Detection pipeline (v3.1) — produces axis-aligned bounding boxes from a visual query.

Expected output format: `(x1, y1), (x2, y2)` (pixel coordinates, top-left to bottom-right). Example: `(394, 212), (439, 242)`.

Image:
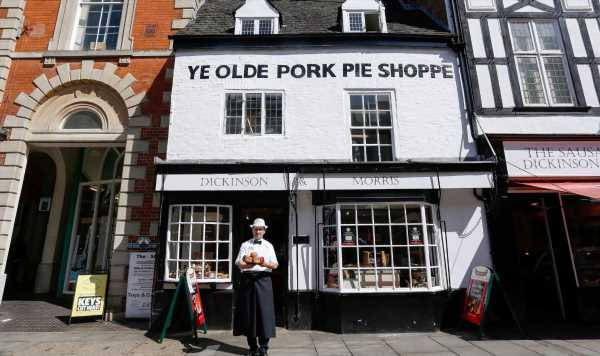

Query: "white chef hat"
(250, 218), (268, 229)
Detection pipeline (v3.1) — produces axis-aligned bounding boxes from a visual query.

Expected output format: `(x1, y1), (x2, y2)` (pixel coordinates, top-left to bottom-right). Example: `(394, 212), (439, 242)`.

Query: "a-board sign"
(70, 274), (108, 321)
(125, 252), (156, 319)
(463, 266), (493, 326)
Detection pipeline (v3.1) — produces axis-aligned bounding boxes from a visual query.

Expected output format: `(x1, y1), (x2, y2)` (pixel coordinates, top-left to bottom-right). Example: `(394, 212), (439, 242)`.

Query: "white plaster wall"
(440, 189), (492, 289)
(477, 115), (600, 135)
(475, 65), (495, 108)
(578, 65), (600, 107)
(169, 47), (476, 162)
(585, 19), (600, 57)
(495, 65), (515, 108)
(487, 18), (505, 58)
(467, 19), (486, 58)
(288, 191), (315, 291)
(566, 18), (587, 57)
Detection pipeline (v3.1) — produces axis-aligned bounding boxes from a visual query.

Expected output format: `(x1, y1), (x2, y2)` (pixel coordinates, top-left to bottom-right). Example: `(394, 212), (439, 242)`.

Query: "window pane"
(258, 19), (273, 35)
(408, 226), (424, 245)
(63, 111), (102, 129)
(191, 243), (202, 260)
(390, 206), (406, 224)
(349, 13), (363, 32)
(411, 269), (428, 288)
(205, 224), (217, 241)
(377, 94), (390, 110)
(192, 206), (205, 222)
(359, 247), (374, 267)
(206, 206), (218, 222)
(75, 2), (123, 51)
(364, 95), (377, 110)
(225, 94), (243, 134)
(429, 247), (439, 267)
(350, 95), (363, 109)
(365, 112), (378, 126)
(406, 206), (422, 223)
(378, 111), (391, 126)
(323, 227), (337, 247)
(351, 112), (364, 126)
(342, 269), (358, 289)
(410, 246), (426, 268)
(375, 226), (390, 245)
(218, 224), (229, 241)
(535, 22), (560, 50)
(511, 22), (534, 51)
(219, 207), (230, 222)
(170, 206), (181, 222)
(542, 57), (573, 104)
(242, 19), (254, 35)
(357, 225), (372, 245)
(342, 226), (357, 245)
(393, 247), (409, 267)
(376, 246), (392, 267)
(373, 207), (389, 224)
(218, 243), (230, 260)
(360, 269), (376, 288)
(352, 146), (365, 162)
(366, 147), (379, 161)
(217, 262), (229, 279)
(325, 269), (339, 288)
(181, 224), (190, 241)
(169, 224), (179, 241)
(341, 248), (358, 267)
(179, 243), (190, 260)
(394, 269), (410, 288)
(380, 146), (393, 161)
(245, 93), (262, 135)
(357, 205), (372, 224)
(391, 225), (407, 245)
(341, 206), (356, 224)
(191, 224), (203, 242)
(324, 248), (338, 268)
(430, 268), (441, 287)
(168, 242), (177, 259)
(517, 57), (547, 104)
(378, 269), (394, 289)
(351, 129), (364, 144)
(265, 93), (282, 134)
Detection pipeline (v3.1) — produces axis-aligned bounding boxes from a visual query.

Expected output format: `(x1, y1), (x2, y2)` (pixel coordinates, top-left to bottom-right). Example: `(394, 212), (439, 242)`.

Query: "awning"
(517, 181), (600, 199)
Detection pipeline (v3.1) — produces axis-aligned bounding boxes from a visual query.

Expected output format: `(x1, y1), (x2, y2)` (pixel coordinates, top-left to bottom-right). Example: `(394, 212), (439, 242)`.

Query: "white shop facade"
(155, 42), (495, 332)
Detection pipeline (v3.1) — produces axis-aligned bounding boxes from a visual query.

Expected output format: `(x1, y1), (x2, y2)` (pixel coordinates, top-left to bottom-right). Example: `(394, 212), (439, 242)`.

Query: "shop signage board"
(156, 172), (493, 191)
(125, 252), (155, 319)
(463, 266), (493, 326)
(504, 141), (600, 177)
(69, 274), (108, 322)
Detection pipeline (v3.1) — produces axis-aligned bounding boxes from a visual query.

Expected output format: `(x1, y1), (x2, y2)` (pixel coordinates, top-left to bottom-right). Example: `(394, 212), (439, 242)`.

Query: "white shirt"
(235, 238), (278, 272)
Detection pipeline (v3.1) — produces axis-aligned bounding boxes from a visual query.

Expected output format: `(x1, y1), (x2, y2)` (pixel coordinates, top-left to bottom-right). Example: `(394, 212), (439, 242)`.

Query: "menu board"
(125, 252), (156, 319)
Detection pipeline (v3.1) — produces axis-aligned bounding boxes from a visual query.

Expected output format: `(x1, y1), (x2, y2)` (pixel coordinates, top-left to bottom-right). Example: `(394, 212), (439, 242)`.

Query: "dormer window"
(241, 18), (274, 35)
(348, 12), (382, 32)
(235, 0), (280, 35)
(342, 0), (387, 33)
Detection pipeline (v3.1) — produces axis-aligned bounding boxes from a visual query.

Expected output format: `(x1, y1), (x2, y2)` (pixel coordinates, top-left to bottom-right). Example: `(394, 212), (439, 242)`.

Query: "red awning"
(517, 181), (600, 199)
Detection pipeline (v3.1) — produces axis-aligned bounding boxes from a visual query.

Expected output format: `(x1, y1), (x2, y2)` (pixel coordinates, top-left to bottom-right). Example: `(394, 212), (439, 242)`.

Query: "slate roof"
(175, 0), (451, 38)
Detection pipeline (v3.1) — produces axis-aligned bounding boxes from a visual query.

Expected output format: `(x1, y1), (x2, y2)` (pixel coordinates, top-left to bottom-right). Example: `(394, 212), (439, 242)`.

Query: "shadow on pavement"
(180, 338), (247, 354)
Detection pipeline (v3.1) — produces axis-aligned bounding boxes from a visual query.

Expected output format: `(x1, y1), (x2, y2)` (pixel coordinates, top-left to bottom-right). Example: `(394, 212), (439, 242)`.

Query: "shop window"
(349, 93), (394, 162)
(561, 0), (594, 11)
(509, 20), (575, 106)
(224, 92), (283, 135)
(465, 0), (496, 11)
(320, 203), (443, 292)
(166, 205), (232, 282)
(62, 110), (103, 130)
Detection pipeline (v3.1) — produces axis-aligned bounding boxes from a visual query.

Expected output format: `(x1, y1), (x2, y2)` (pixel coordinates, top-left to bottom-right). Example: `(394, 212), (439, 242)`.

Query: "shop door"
(503, 195), (569, 322)
(236, 207), (288, 327)
(4, 153), (56, 298)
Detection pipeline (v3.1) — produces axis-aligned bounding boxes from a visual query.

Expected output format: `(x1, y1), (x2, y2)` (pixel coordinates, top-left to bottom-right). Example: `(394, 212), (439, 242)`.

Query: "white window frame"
(465, 0), (497, 12)
(237, 18), (277, 35)
(70, 0), (126, 51)
(561, 0), (594, 11)
(346, 11), (382, 32)
(509, 20), (575, 107)
(165, 204), (233, 283)
(319, 203), (445, 294)
(48, 0), (136, 51)
(347, 91), (395, 162)
(223, 91), (285, 136)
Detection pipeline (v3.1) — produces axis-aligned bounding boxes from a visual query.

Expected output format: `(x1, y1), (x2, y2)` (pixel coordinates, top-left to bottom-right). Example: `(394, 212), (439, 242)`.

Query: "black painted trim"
(478, 106), (600, 115)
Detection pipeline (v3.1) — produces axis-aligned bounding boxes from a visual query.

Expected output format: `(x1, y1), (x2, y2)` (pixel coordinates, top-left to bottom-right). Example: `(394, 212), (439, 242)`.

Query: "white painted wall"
(169, 47), (476, 162)
(440, 189), (492, 288)
(487, 18), (505, 58)
(578, 65), (600, 107)
(477, 115), (600, 135)
(566, 18), (587, 57)
(467, 19), (486, 58)
(586, 19), (600, 58)
(475, 65), (495, 108)
(495, 65), (515, 108)
(288, 191), (315, 291)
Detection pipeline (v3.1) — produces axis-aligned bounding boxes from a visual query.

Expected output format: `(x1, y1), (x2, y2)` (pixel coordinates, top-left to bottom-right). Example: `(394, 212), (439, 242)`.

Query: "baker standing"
(234, 218), (278, 356)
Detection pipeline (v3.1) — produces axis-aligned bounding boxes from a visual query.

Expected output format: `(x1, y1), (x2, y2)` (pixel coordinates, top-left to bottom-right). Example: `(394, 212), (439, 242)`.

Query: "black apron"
(233, 271), (276, 338)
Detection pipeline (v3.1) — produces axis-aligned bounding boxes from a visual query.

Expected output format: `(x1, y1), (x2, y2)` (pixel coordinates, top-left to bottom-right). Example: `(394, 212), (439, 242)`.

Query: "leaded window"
(321, 203), (444, 292)
(225, 92), (284, 135)
(509, 20), (574, 106)
(73, 0), (124, 50)
(239, 18), (275, 35)
(349, 93), (393, 162)
(166, 205), (232, 282)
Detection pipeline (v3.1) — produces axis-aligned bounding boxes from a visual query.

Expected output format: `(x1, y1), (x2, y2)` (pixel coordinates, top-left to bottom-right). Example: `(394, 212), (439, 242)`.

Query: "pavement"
(2, 301), (600, 355)
(2, 328), (600, 355)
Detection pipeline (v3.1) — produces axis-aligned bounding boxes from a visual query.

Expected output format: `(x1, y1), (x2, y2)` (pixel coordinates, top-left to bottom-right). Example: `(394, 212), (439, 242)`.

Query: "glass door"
(63, 180), (120, 293)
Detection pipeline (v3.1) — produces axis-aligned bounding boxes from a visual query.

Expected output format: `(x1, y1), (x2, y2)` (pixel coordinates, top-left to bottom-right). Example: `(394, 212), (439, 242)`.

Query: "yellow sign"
(70, 274), (108, 318)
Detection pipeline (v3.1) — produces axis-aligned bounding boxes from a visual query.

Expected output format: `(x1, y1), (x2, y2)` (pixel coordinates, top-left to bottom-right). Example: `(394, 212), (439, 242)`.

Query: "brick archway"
(0, 60), (148, 310)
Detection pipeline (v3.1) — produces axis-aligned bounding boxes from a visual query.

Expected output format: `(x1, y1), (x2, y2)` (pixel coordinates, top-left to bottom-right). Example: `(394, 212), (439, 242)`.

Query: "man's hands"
(240, 252), (278, 270)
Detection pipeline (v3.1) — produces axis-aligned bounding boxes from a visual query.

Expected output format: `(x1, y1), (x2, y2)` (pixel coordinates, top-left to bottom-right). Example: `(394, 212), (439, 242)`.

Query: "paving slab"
(345, 341), (399, 356)
(544, 340), (599, 356)
(450, 346), (494, 356)
(568, 340), (600, 353)
(313, 340), (352, 356)
(386, 335), (451, 354)
(511, 340), (570, 356)
(470, 340), (541, 356)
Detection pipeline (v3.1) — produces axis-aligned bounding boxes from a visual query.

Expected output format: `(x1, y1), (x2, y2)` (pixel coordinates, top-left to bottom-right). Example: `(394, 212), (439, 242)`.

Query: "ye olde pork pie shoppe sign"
(187, 62), (454, 80)
(504, 141), (600, 177)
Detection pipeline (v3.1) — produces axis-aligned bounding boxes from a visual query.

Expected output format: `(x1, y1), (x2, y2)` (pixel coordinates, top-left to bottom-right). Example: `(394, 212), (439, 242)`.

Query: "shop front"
(154, 164), (494, 332)
(491, 141), (600, 324)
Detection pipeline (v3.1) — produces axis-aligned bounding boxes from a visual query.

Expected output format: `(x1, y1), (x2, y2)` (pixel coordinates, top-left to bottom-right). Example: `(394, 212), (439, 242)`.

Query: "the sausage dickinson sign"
(70, 274), (108, 321)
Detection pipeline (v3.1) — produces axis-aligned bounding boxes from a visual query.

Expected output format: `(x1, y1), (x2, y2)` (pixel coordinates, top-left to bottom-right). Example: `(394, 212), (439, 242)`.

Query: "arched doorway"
(4, 152), (56, 299)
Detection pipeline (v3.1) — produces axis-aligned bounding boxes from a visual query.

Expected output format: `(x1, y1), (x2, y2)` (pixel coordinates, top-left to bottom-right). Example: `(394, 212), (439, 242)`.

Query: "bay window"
(321, 203), (444, 292)
(166, 205), (232, 282)
(509, 20), (574, 106)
